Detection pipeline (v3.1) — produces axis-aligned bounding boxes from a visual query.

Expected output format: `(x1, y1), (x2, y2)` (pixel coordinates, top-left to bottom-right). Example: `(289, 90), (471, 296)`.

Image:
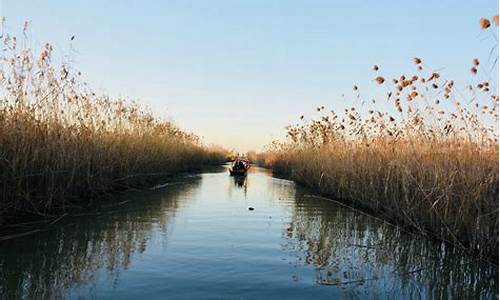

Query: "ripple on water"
(0, 166), (497, 299)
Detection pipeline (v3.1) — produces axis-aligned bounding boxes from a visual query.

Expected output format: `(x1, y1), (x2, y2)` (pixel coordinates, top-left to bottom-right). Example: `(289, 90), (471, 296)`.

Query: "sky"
(1, 0), (498, 151)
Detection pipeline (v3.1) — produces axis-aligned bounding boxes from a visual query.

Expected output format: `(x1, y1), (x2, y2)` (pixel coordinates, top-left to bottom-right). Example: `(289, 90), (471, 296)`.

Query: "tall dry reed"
(265, 16), (499, 260)
(0, 21), (225, 222)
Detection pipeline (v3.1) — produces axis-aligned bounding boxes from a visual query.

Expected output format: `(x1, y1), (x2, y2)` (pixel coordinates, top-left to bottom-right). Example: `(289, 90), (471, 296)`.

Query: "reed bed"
(265, 16), (499, 260)
(0, 22), (225, 223)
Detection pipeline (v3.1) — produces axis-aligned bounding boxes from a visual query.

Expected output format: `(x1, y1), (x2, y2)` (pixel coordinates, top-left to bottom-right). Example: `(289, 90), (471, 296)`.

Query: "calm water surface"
(0, 166), (497, 299)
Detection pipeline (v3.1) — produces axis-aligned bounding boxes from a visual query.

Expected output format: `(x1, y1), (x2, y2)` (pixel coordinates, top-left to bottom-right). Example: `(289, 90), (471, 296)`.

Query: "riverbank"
(265, 143), (498, 261)
(0, 26), (225, 224)
(264, 16), (499, 261)
(0, 166), (496, 299)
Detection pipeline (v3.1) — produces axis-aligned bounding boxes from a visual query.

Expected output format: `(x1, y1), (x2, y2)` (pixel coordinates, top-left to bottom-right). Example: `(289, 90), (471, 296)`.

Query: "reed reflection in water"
(282, 188), (498, 298)
(0, 176), (202, 299)
(0, 167), (496, 299)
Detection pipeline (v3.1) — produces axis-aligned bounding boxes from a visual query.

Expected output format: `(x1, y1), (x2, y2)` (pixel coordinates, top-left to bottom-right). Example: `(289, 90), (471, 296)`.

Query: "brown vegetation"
(0, 22), (225, 222)
(265, 16), (499, 260)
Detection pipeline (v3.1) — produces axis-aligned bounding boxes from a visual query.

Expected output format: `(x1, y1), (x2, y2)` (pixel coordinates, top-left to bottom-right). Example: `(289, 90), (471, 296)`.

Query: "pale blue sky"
(2, 0), (498, 151)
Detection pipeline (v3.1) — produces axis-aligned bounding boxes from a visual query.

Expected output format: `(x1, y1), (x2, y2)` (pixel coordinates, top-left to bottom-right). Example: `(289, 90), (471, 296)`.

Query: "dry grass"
(0, 22), (225, 222)
(265, 16), (499, 260)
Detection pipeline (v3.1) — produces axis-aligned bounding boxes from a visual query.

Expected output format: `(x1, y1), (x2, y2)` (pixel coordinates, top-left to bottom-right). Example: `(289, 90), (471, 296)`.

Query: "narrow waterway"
(0, 165), (497, 299)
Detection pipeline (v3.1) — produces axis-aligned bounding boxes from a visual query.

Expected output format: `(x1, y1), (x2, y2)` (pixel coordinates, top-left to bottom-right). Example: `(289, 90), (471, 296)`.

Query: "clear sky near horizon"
(1, 0), (498, 151)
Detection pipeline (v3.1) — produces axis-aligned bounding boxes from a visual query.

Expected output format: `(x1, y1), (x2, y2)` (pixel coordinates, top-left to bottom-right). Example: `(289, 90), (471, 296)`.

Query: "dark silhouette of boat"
(229, 158), (250, 175)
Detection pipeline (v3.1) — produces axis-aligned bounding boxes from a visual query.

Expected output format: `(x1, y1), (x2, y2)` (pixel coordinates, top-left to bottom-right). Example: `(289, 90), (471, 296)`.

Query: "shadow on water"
(0, 166), (497, 299)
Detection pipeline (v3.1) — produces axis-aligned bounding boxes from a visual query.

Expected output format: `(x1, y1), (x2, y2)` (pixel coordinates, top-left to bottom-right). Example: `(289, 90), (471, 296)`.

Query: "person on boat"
(236, 160), (245, 170)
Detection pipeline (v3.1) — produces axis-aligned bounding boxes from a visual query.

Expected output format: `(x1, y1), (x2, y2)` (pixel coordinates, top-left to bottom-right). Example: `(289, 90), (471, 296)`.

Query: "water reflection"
(232, 175), (246, 188)
(0, 176), (202, 299)
(0, 168), (497, 299)
(283, 188), (498, 298)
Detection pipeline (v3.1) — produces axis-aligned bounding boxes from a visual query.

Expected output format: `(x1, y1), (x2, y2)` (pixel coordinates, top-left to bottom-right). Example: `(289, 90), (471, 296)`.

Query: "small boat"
(229, 158), (250, 176)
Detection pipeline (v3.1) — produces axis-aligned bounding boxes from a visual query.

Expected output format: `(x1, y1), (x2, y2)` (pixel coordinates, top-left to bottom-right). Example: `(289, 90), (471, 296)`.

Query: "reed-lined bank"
(0, 23), (225, 223)
(265, 16), (499, 260)
(2, 167), (496, 298)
